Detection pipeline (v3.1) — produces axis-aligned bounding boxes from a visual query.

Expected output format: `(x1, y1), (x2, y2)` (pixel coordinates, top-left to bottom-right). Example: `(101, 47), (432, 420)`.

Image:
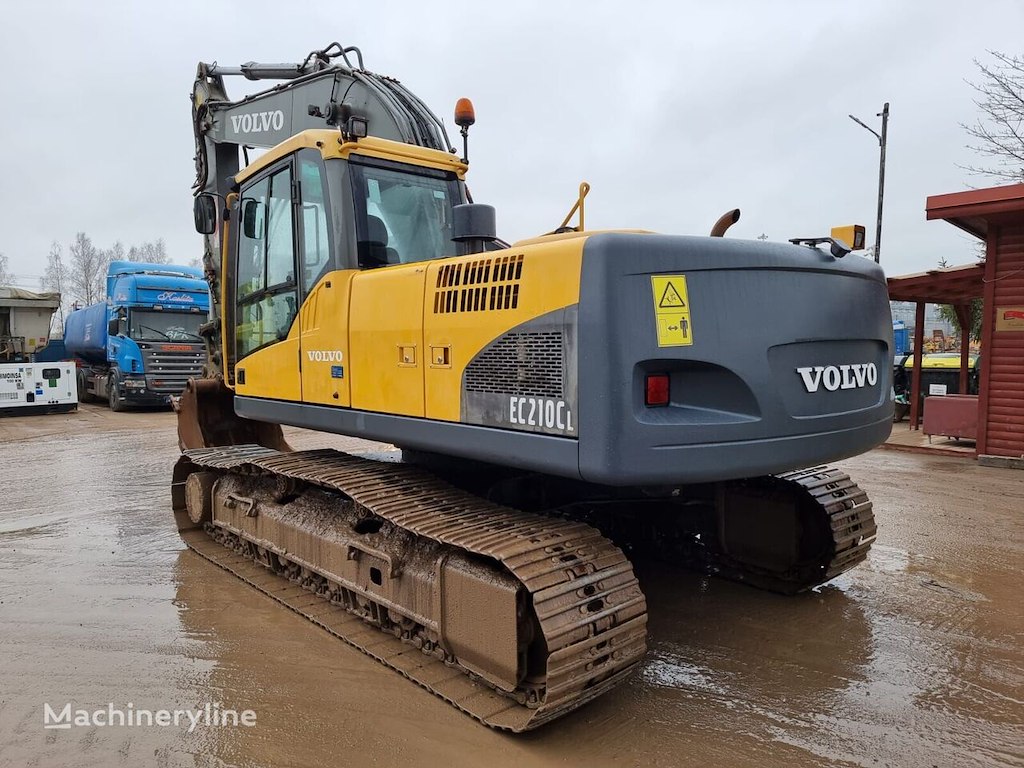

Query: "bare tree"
(960, 51), (1024, 182)
(67, 232), (109, 305)
(0, 253), (12, 286)
(41, 241), (71, 335)
(127, 238), (169, 264)
(62, 234), (174, 307)
(108, 240), (126, 263)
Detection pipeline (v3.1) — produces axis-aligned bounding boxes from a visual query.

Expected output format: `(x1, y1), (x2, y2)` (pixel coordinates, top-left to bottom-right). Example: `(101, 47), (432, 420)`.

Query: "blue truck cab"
(64, 261), (209, 410)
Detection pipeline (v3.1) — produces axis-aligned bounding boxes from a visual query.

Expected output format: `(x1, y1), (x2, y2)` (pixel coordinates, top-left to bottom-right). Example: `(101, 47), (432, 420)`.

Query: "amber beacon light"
(454, 98), (475, 162)
(454, 97), (476, 127)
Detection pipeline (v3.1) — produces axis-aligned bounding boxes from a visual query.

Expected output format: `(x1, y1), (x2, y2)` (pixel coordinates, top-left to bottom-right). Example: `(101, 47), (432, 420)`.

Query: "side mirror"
(243, 199), (264, 239)
(108, 317), (119, 336)
(194, 194), (217, 235)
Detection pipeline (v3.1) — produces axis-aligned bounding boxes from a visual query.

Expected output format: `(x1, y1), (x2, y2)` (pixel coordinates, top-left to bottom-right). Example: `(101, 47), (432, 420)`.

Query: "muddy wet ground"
(1, 404), (1021, 767)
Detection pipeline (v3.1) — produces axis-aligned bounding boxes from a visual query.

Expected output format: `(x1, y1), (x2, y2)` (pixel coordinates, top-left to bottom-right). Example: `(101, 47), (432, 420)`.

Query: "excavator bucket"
(174, 377), (291, 452)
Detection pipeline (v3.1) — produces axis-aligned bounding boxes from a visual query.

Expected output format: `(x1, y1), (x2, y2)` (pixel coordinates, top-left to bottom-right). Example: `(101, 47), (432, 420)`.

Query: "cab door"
(232, 162), (302, 401)
(346, 159), (431, 417)
(296, 151), (354, 407)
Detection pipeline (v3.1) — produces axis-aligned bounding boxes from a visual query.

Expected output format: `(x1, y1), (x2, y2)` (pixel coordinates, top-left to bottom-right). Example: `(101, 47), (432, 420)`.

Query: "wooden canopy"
(926, 184), (1024, 239)
(887, 261), (985, 304)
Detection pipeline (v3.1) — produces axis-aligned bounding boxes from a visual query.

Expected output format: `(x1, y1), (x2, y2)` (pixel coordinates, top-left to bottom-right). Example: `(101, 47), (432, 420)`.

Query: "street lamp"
(848, 102), (889, 264)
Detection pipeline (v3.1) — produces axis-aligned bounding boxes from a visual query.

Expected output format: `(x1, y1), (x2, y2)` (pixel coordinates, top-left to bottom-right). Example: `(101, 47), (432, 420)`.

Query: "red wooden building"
(889, 183), (1024, 460)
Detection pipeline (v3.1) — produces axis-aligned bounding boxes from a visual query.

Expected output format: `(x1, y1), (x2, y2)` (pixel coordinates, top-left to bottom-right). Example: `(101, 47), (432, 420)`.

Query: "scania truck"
(64, 261), (209, 410)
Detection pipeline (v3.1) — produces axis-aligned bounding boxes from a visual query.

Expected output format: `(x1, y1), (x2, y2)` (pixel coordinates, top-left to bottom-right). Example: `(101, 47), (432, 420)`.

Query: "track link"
(561, 465), (877, 595)
(712, 465), (878, 592)
(172, 445), (648, 731)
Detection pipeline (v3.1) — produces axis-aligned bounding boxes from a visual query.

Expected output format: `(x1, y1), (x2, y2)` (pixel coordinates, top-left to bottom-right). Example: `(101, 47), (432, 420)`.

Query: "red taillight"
(645, 373), (670, 407)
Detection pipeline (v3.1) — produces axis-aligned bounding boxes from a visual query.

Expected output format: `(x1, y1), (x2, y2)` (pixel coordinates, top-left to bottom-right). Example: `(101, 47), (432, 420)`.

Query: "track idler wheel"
(184, 471), (218, 525)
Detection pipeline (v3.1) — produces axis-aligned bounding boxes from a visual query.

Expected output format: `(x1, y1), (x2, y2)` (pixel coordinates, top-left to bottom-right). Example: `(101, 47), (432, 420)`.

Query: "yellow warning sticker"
(651, 275), (693, 347)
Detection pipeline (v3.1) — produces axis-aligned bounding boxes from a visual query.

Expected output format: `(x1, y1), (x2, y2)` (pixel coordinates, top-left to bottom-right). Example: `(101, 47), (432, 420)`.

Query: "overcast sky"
(2, 0), (1022, 288)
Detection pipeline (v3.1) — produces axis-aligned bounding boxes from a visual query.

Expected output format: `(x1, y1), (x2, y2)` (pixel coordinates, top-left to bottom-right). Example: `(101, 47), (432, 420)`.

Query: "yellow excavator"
(173, 43), (892, 731)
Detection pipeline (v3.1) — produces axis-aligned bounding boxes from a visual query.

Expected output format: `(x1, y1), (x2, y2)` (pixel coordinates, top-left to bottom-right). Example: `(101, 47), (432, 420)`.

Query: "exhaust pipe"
(710, 208), (741, 237)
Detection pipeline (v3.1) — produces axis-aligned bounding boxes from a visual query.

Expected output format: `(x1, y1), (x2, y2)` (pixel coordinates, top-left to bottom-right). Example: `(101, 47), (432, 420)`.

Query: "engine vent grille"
(464, 331), (563, 398)
(433, 254), (524, 314)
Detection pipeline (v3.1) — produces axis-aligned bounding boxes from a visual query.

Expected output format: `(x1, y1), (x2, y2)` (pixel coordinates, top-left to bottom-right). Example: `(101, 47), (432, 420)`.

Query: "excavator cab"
(180, 131), (472, 451)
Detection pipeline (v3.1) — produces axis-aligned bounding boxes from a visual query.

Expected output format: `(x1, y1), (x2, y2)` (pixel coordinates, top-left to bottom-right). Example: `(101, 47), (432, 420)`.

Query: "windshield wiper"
(138, 324), (171, 340)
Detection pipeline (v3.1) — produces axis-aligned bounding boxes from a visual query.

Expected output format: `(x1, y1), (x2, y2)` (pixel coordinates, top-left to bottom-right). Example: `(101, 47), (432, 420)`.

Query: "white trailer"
(0, 362), (77, 414)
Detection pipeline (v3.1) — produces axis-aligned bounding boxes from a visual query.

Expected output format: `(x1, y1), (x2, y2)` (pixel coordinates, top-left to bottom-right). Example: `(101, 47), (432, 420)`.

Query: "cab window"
(298, 155), (331, 292)
(351, 162), (459, 268)
(236, 165), (298, 359)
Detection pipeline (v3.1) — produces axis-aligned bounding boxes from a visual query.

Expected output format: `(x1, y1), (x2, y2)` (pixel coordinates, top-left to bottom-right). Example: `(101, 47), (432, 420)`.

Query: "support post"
(955, 303), (972, 394)
(909, 301), (926, 430)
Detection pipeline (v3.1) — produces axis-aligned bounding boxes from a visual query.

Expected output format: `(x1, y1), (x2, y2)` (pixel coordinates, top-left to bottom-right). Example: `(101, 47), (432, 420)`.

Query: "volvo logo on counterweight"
(796, 363), (877, 393)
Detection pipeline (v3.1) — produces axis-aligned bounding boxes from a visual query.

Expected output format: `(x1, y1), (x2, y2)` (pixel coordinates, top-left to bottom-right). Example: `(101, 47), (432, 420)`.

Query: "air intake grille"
(464, 331), (563, 398)
(433, 254), (523, 314)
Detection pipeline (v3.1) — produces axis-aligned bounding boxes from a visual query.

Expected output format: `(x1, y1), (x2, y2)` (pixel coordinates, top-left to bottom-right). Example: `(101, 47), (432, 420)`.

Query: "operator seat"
(359, 215), (400, 268)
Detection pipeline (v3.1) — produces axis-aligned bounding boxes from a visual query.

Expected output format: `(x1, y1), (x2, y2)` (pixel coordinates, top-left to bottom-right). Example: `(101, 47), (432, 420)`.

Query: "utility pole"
(849, 102), (889, 264)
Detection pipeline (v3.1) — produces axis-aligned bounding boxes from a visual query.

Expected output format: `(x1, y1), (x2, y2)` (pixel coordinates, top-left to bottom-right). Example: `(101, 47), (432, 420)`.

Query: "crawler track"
(774, 465), (877, 583)
(570, 466), (877, 594)
(172, 445), (648, 732)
